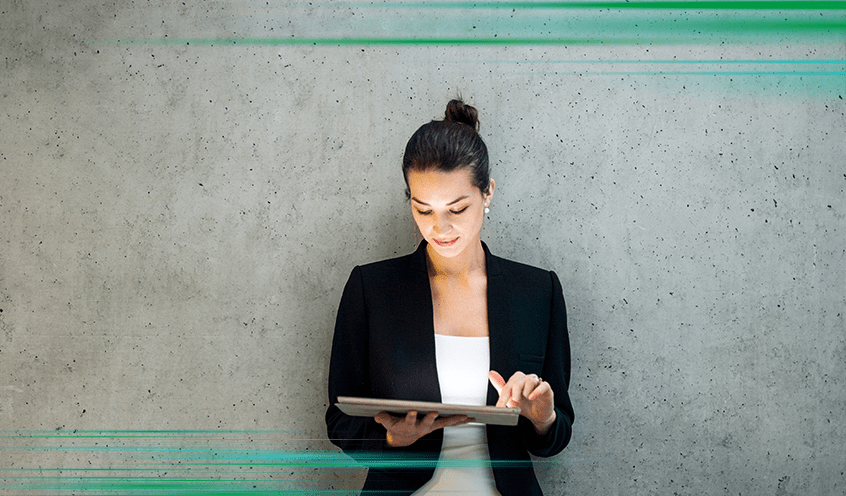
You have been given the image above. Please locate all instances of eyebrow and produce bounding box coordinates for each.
[411,195,469,207]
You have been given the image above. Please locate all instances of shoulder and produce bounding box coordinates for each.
[346,248,423,294]
[492,253,550,277]
[356,251,415,276]
[488,250,557,289]
[488,248,563,299]
[359,251,414,269]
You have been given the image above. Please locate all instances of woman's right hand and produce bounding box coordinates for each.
[374,410,473,447]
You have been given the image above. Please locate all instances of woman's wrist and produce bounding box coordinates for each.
[531,411,556,435]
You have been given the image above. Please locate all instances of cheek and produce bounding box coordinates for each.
[411,213,430,233]
[471,208,485,226]
[454,213,480,235]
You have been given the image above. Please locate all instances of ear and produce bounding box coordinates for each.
[484,178,495,203]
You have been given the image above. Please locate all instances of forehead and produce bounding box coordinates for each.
[407,168,477,202]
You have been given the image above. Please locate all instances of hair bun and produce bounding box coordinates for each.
[444,99,479,131]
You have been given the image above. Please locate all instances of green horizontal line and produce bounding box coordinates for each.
[0,447,340,451]
[6,475,320,480]
[91,36,842,47]
[439,59,846,64]
[3,470,303,475]
[95,37,641,45]
[0,467,380,471]
[349,1,846,9]
[2,477,288,482]
[0,493,317,496]
[516,70,846,74]
[0,430,313,434]
[92,23,846,46]
[0,440,310,443]
[1,468,203,472]
[0,491,287,494]
[5,488,321,496]
[1,460,588,471]
[1,434,318,440]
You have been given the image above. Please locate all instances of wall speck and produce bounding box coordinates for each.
[775,475,791,496]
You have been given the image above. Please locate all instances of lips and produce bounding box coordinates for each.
[433,237,458,247]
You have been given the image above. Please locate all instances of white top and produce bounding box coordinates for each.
[412,335,501,495]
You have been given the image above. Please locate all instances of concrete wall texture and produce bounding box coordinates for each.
[1,1,844,495]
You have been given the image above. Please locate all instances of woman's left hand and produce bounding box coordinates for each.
[489,370,556,434]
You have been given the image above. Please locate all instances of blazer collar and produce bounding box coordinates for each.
[410,240,502,277]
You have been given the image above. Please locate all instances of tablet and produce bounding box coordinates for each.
[336,396,521,426]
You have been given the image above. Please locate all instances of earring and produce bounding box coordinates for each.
[484,204,490,214]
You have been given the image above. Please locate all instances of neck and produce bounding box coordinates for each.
[426,238,486,277]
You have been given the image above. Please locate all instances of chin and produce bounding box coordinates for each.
[428,239,465,257]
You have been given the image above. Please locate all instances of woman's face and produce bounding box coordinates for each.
[407,168,494,260]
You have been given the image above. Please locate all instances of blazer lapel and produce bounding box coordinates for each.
[484,242,518,406]
[401,241,441,403]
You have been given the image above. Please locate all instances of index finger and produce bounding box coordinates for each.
[488,370,506,394]
[489,370,511,407]
[374,411,392,426]
[403,410,419,424]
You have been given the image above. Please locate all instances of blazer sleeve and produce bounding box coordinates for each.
[324,266,390,461]
[518,270,575,457]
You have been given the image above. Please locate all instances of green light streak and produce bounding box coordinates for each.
[89,2,845,49]
[0,430,612,495]
[346,1,846,9]
[0,429,315,434]
[517,70,846,74]
[93,35,844,46]
[436,59,846,64]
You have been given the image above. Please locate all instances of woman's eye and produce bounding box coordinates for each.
[416,210,432,216]
[451,207,468,214]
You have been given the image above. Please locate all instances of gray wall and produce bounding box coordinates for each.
[1,2,844,495]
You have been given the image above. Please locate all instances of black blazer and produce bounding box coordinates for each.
[325,241,574,495]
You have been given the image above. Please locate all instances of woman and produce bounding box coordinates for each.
[325,99,574,495]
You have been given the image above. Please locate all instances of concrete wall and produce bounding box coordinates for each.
[1,2,844,494]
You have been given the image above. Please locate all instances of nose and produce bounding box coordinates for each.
[432,213,452,235]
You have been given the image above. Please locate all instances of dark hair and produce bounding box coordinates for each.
[402,99,490,198]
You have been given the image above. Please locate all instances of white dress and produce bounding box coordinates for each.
[412,334,502,495]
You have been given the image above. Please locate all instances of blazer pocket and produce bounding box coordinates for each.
[518,353,545,364]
